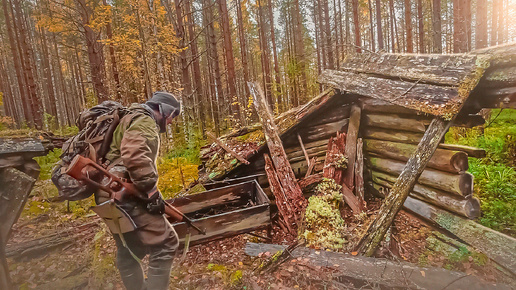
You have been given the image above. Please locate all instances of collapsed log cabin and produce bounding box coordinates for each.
[199,43,516,273]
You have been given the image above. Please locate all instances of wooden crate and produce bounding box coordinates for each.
[167,180,270,246]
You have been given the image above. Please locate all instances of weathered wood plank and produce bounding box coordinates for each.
[363,127,423,144]
[343,104,361,188]
[367,156,473,197]
[354,138,365,204]
[364,139,469,173]
[361,98,422,115]
[438,143,487,158]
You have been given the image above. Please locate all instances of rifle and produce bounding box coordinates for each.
[65,155,206,235]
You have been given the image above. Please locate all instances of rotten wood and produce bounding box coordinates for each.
[343,104,361,189]
[297,173,323,190]
[364,139,469,173]
[354,138,365,205]
[367,156,473,197]
[297,134,311,167]
[361,98,420,115]
[357,117,451,256]
[207,131,250,165]
[305,157,317,178]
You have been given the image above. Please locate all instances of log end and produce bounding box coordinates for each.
[465,197,481,219]
[451,151,469,173]
[459,173,474,197]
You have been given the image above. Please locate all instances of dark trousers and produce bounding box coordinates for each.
[113,230,178,290]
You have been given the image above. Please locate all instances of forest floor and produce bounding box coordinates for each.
[7,181,513,289]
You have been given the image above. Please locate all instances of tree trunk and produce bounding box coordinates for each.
[267,0,281,107]
[368,0,376,51]
[351,0,361,52]
[417,0,424,53]
[218,0,242,124]
[475,0,487,49]
[389,0,397,52]
[257,0,273,108]
[490,0,499,46]
[404,0,413,53]
[432,0,442,52]
[375,0,384,50]
[236,0,251,105]
[102,0,121,99]
[357,117,450,256]
[76,0,109,103]
[323,0,334,68]
[203,0,221,136]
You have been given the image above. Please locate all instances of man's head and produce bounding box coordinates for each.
[146,91,181,133]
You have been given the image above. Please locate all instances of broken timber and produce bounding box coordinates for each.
[207,132,250,165]
[248,82,306,231]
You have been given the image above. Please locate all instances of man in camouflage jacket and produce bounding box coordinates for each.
[95,92,181,290]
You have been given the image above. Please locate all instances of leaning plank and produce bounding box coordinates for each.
[354,138,365,204]
[358,117,451,256]
[249,82,306,229]
[0,168,36,245]
[364,139,469,173]
[363,113,428,133]
[343,104,361,189]
[367,156,473,197]
[363,127,423,144]
[245,242,511,289]
[207,132,250,165]
[402,197,516,275]
[437,143,487,158]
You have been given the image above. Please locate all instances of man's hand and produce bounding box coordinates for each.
[146,191,165,215]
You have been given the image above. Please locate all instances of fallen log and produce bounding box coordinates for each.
[438,143,487,158]
[363,113,428,133]
[343,104,361,188]
[364,139,469,173]
[363,127,423,144]
[245,242,512,289]
[402,196,516,275]
[371,172,480,219]
[367,156,473,197]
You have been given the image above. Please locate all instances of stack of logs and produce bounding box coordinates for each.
[361,99,482,219]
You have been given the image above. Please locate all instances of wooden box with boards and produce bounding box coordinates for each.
[167,179,271,246]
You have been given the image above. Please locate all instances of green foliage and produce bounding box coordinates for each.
[445,109,516,236]
[34,149,62,180]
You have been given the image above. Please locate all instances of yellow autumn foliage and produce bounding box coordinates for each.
[157,157,198,199]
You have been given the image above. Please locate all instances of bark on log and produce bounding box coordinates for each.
[438,143,487,158]
[363,113,428,133]
[367,156,473,197]
[361,98,420,115]
[364,139,469,173]
[343,104,361,188]
[244,242,512,289]
[297,173,323,189]
[358,117,451,256]
[249,82,306,231]
[371,172,480,219]
[401,196,516,275]
[363,127,423,144]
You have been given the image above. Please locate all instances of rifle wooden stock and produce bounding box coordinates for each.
[65,155,205,234]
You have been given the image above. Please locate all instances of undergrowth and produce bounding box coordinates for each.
[445,109,516,236]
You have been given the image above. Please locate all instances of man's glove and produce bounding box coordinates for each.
[146,191,165,215]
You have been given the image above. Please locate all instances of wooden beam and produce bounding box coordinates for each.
[354,138,365,204]
[363,113,428,133]
[437,143,487,158]
[357,117,451,256]
[343,104,361,188]
[363,127,423,144]
[364,139,469,173]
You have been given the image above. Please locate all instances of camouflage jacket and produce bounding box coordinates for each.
[105,103,160,194]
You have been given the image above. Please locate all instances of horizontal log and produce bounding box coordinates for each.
[474,87,516,109]
[371,171,480,219]
[438,144,486,158]
[363,113,428,133]
[367,157,473,197]
[310,104,350,127]
[364,139,469,173]
[362,127,423,144]
[285,139,329,154]
[402,194,516,275]
[481,66,516,88]
[299,118,349,140]
[244,242,512,289]
[361,98,421,115]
